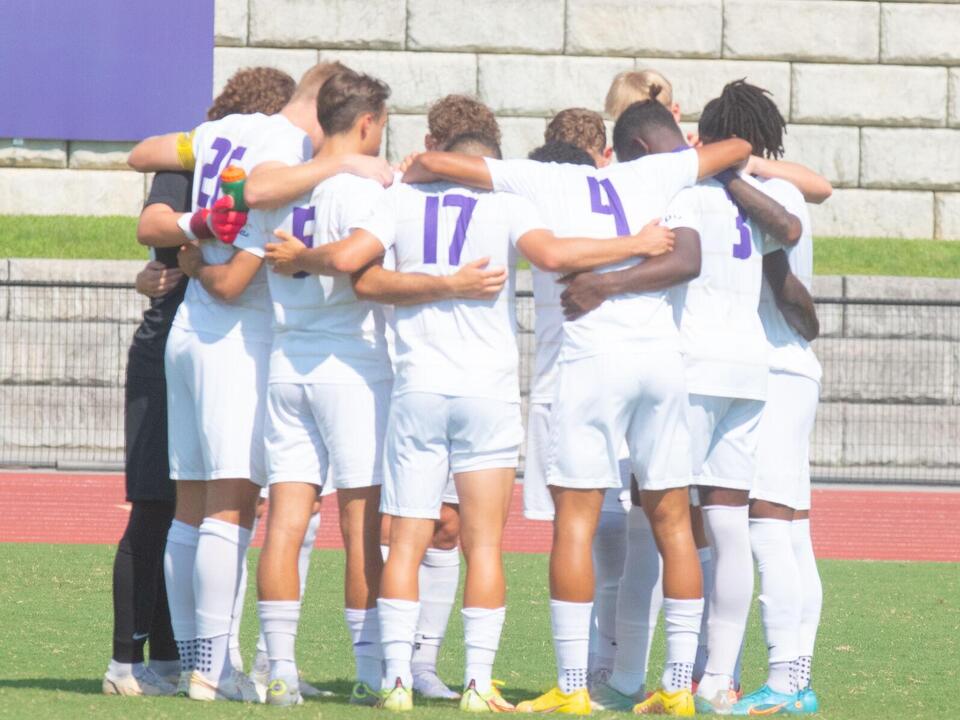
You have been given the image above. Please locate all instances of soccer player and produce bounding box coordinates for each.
[105,67,296,699]
[399,127,751,716]
[544,108,613,168]
[696,81,823,716]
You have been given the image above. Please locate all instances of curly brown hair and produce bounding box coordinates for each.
[545,108,606,155]
[427,95,501,149]
[207,67,296,121]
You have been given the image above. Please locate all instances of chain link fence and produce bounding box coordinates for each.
[1,279,958,486]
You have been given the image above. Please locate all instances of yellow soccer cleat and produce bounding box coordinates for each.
[633,687,696,716]
[460,680,516,713]
[517,686,592,714]
[379,677,414,713]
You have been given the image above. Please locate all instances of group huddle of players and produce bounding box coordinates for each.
[103,60,829,717]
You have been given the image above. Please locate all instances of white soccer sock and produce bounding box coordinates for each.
[346,607,383,690]
[693,545,715,682]
[590,511,627,675]
[378,598,420,690]
[164,520,199,671]
[750,518,801,694]
[660,597,703,693]
[228,547,250,672]
[411,547,460,674]
[194,518,251,682]
[551,599,592,694]
[699,505,752,688]
[463,606,506,694]
[298,511,320,599]
[792,519,822,688]
[380,544,390,561]
[107,659,139,678]
[610,507,662,696]
[258,600,300,683]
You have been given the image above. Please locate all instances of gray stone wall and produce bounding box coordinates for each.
[1,0,960,239]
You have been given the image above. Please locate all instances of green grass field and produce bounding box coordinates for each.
[1,215,959,278]
[0,544,956,719]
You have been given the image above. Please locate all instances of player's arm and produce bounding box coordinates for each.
[763,250,819,341]
[559,228,701,321]
[516,219,675,274]
[244,155,394,210]
[721,173,803,247]
[177,243,263,302]
[747,156,832,204]
[137,203,193,248]
[351,258,507,306]
[128,131,195,172]
[694,138,753,181]
[265,228,385,276]
[401,152,494,190]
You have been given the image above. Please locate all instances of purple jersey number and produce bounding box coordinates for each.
[724,189,753,260]
[197,136,247,209]
[423,193,478,265]
[588,177,630,236]
[290,206,316,279]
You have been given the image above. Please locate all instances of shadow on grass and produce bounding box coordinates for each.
[0,678,101,694]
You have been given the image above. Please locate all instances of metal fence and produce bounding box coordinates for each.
[1,279,958,487]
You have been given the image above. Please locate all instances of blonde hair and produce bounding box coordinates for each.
[604,69,674,120]
[292,61,350,103]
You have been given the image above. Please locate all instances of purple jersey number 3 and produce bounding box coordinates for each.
[724,189,753,260]
[423,193,478,265]
[290,206,316,279]
[588,177,630,235]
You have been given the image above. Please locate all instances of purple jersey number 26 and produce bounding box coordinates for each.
[588,177,630,235]
[423,193,478,265]
[290,206,316,279]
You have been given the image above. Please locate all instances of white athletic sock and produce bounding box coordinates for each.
[228,548,250,672]
[700,505,752,681]
[346,607,383,689]
[194,518,251,682]
[258,600,300,683]
[463,606,506,694]
[590,511,627,675]
[750,518,801,694]
[378,598,420,690]
[610,507,662,696]
[299,511,320,599]
[551,599,592,694]
[149,659,180,678]
[164,520,199,671]
[660,597,703,693]
[411,547,459,674]
[693,545,715,682]
[107,659,138,678]
[792,519,822,688]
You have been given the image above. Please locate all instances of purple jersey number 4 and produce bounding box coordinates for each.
[588,177,630,236]
[423,193,478,265]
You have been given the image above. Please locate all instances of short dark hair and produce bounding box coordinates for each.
[317,69,390,136]
[445,132,502,160]
[698,79,786,159]
[612,99,681,162]
[528,141,595,167]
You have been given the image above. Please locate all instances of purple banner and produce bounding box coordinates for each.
[0,0,214,141]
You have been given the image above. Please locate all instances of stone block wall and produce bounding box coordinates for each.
[2,0,960,239]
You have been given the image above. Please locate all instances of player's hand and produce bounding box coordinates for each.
[177,241,204,278]
[265,229,307,276]
[340,154,394,187]
[559,271,607,321]
[686,131,702,148]
[402,157,440,185]
[209,194,247,244]
[633,218,675,257]
[448,257,507,300]
[135,260,183,298]
[744,155,762,175]
[396,152,420,175]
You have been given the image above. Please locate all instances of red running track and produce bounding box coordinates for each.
[1,472,958,562]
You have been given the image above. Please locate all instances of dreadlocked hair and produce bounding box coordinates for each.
[698,79,786,159]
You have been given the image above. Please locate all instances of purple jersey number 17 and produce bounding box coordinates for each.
[588,177,630,236]
[423,193,478,265]
[291,206,316,279]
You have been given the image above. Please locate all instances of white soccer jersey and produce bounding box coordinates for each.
[757,178,822,384]
[671,177,770,401]
[361,181,545,403]
[236,173,393,385]
[485,149,699,365]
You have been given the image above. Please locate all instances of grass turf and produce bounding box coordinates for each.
[0,544,956,719]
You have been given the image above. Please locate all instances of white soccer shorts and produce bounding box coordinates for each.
[687,392,765,495]
[441,474,460,506]
[265,380,392,490]
[547,350,693,493]
[382,392,522,520]
[165,325,269,486]
[751,371,819,511]
[524,401,631,521]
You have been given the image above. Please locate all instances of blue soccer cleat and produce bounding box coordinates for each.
[731,684,807,715]
[795,687,819,713]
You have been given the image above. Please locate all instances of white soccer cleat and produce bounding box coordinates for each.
[250,664,269,702]
[187,669,262,702]
[266,678,304,706]
[102,666,177,697]
[413,669,461,700]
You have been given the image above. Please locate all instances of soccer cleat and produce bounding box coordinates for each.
[250,664,270,701]
[587,667,612,694]
[694,687,739,715]
[633,688,696,716]
[187,669,261,702]
[176,670,191,697]
[379,678,414,712]
[516,686,592,714]
[350,681,384,707]
[795,688,819,713]
[414,668,461,699]
[102,667,177,697]
[300,676,336,698]
[731,685,803,716]
[591,679,643,712]
[460,679,516,713]
[266,678,303,706]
